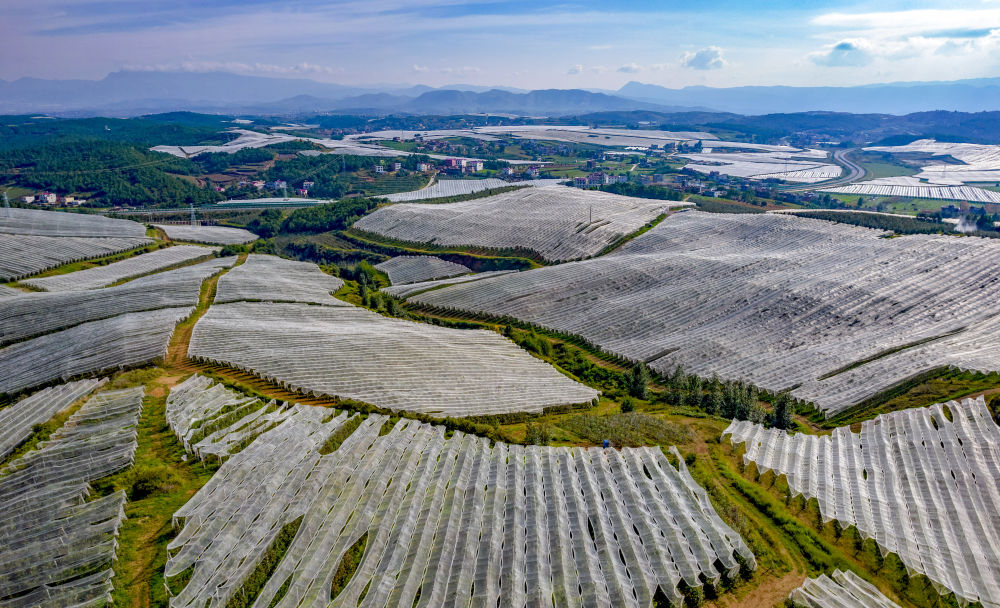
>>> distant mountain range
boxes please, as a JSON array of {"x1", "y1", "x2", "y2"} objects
[{"x1": 3, "y1": 70, "x2": 1000, "y2": 117}]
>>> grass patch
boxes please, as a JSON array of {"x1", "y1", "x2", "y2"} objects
[{"x1": 330, "y1": 532, "x2": 369, "y2": 601}]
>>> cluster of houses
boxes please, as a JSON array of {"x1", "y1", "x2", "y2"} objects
[
  {"x1": 20, "y1": 193, "x2": 85, "y2": 207},
  {"x1": 572, "y1": 173, "x2": 629, "y2": 188}
]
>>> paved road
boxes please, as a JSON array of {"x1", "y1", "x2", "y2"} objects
[{"x1": 781, "y1": 148, "x2": 865, "y2": 192}]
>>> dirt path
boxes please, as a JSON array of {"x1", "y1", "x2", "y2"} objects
[
  {"x1": 165, "y1": 253, "x2": 244, "y2": 367},
  {"x1": 710, "y1": 571, "x2": 804, "y2": 608}
]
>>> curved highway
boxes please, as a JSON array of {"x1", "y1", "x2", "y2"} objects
[{"x1": 781, "y1": 148, "x2": 865, "y2": 192}]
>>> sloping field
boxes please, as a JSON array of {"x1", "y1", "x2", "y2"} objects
[
  {"x1": 154, "y1": 223, "x2": 258, "y2": 245},
  {"x1": 384, "y1": 178, "x2": 562, "y2": 202},
  {"x1": 166, "y1": 403, "x2": 753, "y2": 608},
  {"x1": 822, "y1": 176, "x2": 1000, "y2": 202},
  {"x1": 789, "y1": 570, "x2": 901, "y2": 608},
  {"x1": 375, "y1": 255, "x2": 471, "y2": 285},
  {"x1": 0, "y1": 378, "x2": 106, "y2": 459},
  {"x1": 2, "y1": 257, "x2": 232, "y2": 345},
  {"x1": 22, "y1": 245, "x2": 217, "y2": 291},
  {"x1": 188, "y1": 301, "x2": 598, "y2": 416},
  {"x1": 0, "y1": 207, "x2": 147, "y2": 238},
  {"x1": 380, "y1": 269, "x2": 516, "y2": 298},
  {"x1": 213, "y1": 254, "x2": 347, "y2": 305},
  {"x1": 0, "y1": 307, "x2": 190, "y2": 396},
  {"x1": 725, "y1": 398, "x2": 1000, "y2": 608},
  {"x1": 407, "y1": 211, "x2": 1000, "y2": 415},
  {"x1": 865, "y1": 139, "x2": 1000, "y2": 184},
  {"x1": 0, "y1": 286, "x2": 23, "y2": 298},
  {"x1": 680, "y1": 151, "x2": 841, "y2": 183},
  {"x1": 0, "y1": 235, "x2": 152, "y2": 281},
  {"x1": 0, "y1": 387, "x2": 143, "y2": 608},
  {"x1": 354, "y1": 185, "x2": 670, "y2": 262}
]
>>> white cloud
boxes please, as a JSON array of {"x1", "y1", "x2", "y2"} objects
[
  {"x1": 809, "y1": 39, "x2": 874, "y2": 67},
  {"x1": 567, "y1": 64, "x2": 583, "y2": 75},
  {"x1": 617, "y1": 62, "x2": 641, "y2": 74},
  {"x1": 412, "y1": 64, "x2": 429, "y2": 73},
  {"x1": 122, "y1": 60, "x2": 343, "y2": 76},
  {"x1": 812, "y1": 9, "x2": 1000, "y2": 34},
  {"x1": 680, "y1": 46, "x2": 726, "y2": 70}
]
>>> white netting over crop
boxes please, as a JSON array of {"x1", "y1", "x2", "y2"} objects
[
  {"x1": 166, "y1": 374, "x2": 316, "y2": 461},
  {"x1": 0, "y1": 207, "x2": 147, "y2": 238},
  {"x1": 725, "y1": 398, "x2": 1000, "y2": 608},
  {"x1": 166, "y1": 412, "x2": 753, "y2": 608},
  {"x1": 375, "y1": 255, "x2": 471, "y2": 285},
  {"x1": 0, "y1": 378, "x2": 106, "y2": 460},
  {"x1": 0, "y1": 307, "x2": 190, "y2": 396},
  {"x1": 865, "y1": 140, "x2": 1000, "y2": 185},
  {"x1": 384, "y1": 178, "x2": 562, "y2": 202},
  {"x1": 789, "y1": 570, "x2": 901, "y2": 608},
  {"x1": 823, "y1": 176, "x2": 1000, "y2": 203},
  {"x1": 1, "y1": 257, "x2": 232, "y2": 346},
  {"x1": 189, "y1": 301, "x2": 598, "y2": 416},
  {"x1": 409, "y1": 211, "x2": 1000, "y2": 415},
  {"x1": 354, "y1": 185, "x2": 670, "y2": 262},
  {"x1": 380, "y1": 270, "x2": 517, "y2": 299},
  {"x1": 0, "y1": 286, "x2": 24, "y2": 299},
  {"x1": 0, "y1": 387, "x2": 143, "y2": 608},
  {"x1": 679, "y1": 151, "x2": 841, "y2": 183},
  {"x1": 22, "y1": 245, "x2": 217, "y2": 291},
  {"x1": 154, "y1": 224, "x2": 258, "y2": 245},
  {"x1": 214, "y1": 254, "x2": 347, "y2": 306},
  {"x1": 0, "y1": 235, "x2": 152, "y2": 281}
]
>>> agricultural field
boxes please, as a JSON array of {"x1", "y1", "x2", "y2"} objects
[
  {"x1": 384, "y1": 178, "x2": 562, "y2": 202},
  {"x1": 21, "y1": 244, "x2": 217, "y2": 291},
  {"x1": 790, "y1": 570, "x2": 903, "y2": 607},
  {"x1": 406, "y1": 210, "x2": 1000, "y2": 416},
  {"x1": 865, "y1": 139, "x2": 1000, "y2": 184},
  {"x1": 680, "y1": 149, "x2": 841, "y2": 183},
  {"x1": 153, "y1": 223, "x2": 259, "y2": 245},
  {"x1": 823, "y1": 176, "x2": 1000, "y2": 203},
  {"x1": 375, "y1": 255, "x2": 471, "y2": 285},
  {"x1": 354, "y1": 185, "x2": 672, "y2": 262}
]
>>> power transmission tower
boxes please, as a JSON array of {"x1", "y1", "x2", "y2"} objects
[
  {"x1": 189, "y1": 203, "x2": 196, "y2": 226},
  {"x1": 1, "y1": 191, "x2": 9, "y2": 219}
]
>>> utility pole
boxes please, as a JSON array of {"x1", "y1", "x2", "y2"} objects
[
  {"x1": 189, "y1": 203, "x2": 196, "y2": 226},
  {"x1": 1, "y1": 191, "x2": 9, "y2": 218}
]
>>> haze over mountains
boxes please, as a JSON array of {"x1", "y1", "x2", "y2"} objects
[{"x1": 3, "y1": 70, "x2": 1000, "y2": 117}]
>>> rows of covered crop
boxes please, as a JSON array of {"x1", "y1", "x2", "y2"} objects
[
  {"x1": 679, "y1": 151, "x2": 841, "y2": 183},
  {"x1": 0, "y1": 207, "x2": 148, "y2": 238},
  {"x1": 0, "y1": 234, "x2": 152, "y2": 281},
  {"x1": 0, "y1": 307, "x2": 191, "y2": 396},
  {"x1": 0, "y1": 387, "x2": 143, "y2": 608},
  {"x1": 188, "y1": 301, "x2": 598, "y2": 416},
  {"x1": 407, "y1": 211, "x2": 1000, "y2": 415},
  {"x1": 154, "y1": 223, "x2": 258, "y2": 245},
  {"x1": 824, "y1": 180, "x2": 1000, "y2": 203},
  {"x1": 0, "y1": 286, "x2": 23, "y2": 298},
  {"x1": 0, "y1": 378, "x2": 105, "y2": 460},
  {"x1": 213, "y1": 254, "x2": 347, "y2": 306},
  {"x1": 354, "y1": 185, "x2": 670, "y2": 262},
  {"x1": 725, "y1": 398, "x2": 1000, "y2": 608},
  {"x1": 22, "y1": 244, "x2": 216, "y2": 291},
  {"x1": 865, "y1": 140, "x2": 1000, "y2": 184},
  {"x1": 789, "y1": 570, "x2": 901, "y2": 608},
  {"x1": 380, "y1": 269, "x2": 516, "y2": 298},
  {"x1": 166, "y1": 405, "x2": 753, "y2": 608},
  {"x1": 2, "y1": 258, "x2": 232, "y2": 346},
  {"x1": 385, "y1": 178, "x2": 561, "y2": 202},
  {"x1": 374, "y1": 255, "x2": 471, "y2": 285},
  {"x1": 165, "y1": 374, "x2": 316, "y2": 461}
]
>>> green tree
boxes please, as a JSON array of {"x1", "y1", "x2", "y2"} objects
[{"x1": 628, "y1": 363, "x2": 650, "y2": 399}]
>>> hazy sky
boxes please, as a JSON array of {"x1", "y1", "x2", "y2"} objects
[{"x1": 3, "y1": 0, "x2": 1000, "y2": 89}]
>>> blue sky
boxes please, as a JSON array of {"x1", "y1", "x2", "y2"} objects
[{"x1": 2, "y1": 0, "x2": 1000, "y2": 88}]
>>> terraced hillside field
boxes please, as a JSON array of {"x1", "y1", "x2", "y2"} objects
[
  {"x1": 406, "y1": 211, "x2": 1000, "y2": 415},
  {"x1": 153, "y1": 223, "x2": 259, "y2": 245},
  {"x1": 375, "y1": 255, "x2": 471, "y2": 285},
  {"x1": 353, "y1": 185, "x2": 671, "y2": 262},
  {"x1": 164, "y1": 378, "x2": 754, "y2": 608}
]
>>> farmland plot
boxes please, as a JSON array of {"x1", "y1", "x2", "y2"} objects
[
  {"x1": 354, "y1": 185, "x2": 670, "y2": 262},
  {"x1": 0, "y1": 387, "x2": 143, "y2": 608},
  {"x1": 380, "y1": 269, "x2": 517, "y2": 298},
  {"x1": 0, "y1": 207, "x2": 147, "y2": 238},
  {"x1": 865, "y1": 139, "x2": 1000, "y2": 184},
  {"x1": 679, "y1": 151, "x2": 841, "y2": 183},
  {"x1": 726, "y1": 398, "x2": 1000, "y2": 608},
  {"x1": 154, "y1": 223, "x2": 258, "y2": 245},
  {"x1": 2, "y1": 257, "x2": 232, "y2": 345},
  {"x1": 0, "y1": 307, "x2": 190, "y2": 396},
  {"x1": 0, "y1": 235, "x2": 152, "y2": 281},
  {"x1": 188, "y1": 301, "x2": 598, "y2": 416},
  {"x1": 407, "y1": 211, "x2": 1000, "y2": 415},
  {"x1": 822, "y1": 175, "x2": 1000, "y2": 202},
  {"x1": 166, "y1": 374, "x2": 317, "y2": 461},
  {"x1": 384, "y1": 178, "x2": 562, "y2": 202},
  {"x1": 22, "y1": 245, "x2": 217, "y2": 291},
  {"x1": 0, "y1": 286, "x2": 23, "y2": 299},
  {"x1": 0, "y1": 378, "x2": 105, "y2": 460},
  {"x1": 166, "y1": 408, "x2": 753, "y2": 608},
  {"x1": 213, "y1": 254, "x2": 347, "y2": 306},
  {"x1": 375, "y1": 255, "x2": 471, "y2": 285},
  {"x1": 789, "y1": 570, "x2": 901, "y2": 608}
]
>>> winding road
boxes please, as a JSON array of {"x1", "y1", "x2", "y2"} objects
[{"x1": 781, "y1": 148, "x2": 865, "y2": 192}]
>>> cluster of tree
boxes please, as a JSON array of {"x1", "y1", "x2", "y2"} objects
[
  {"x1": 195, "y1": 147, "x2": 274, "y2": 173},
  {"x1": 598, "y1": 182, "x2": 684, "y2": 201},
  {"x1": 794, "y1": 210, "x2": 949, "y2": 234},
  {"x1": 0, "y1": 113, "x2": 234, "y2": 150},
  {"x1": 246, "y1": 209, "x2": 283, "y2": 238},
  {"x1": 280, "y1": 198, "x2": 380, "y2": 233},
  {"x1": 0, "y1": 140, "x2": 222, "y2": 207},
  {"x1": 695, "y1": 199, "x2": 766, "y2": 214},
  {"x1": 259, "y1": 154, "x2": 429, "y2": 199}
]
